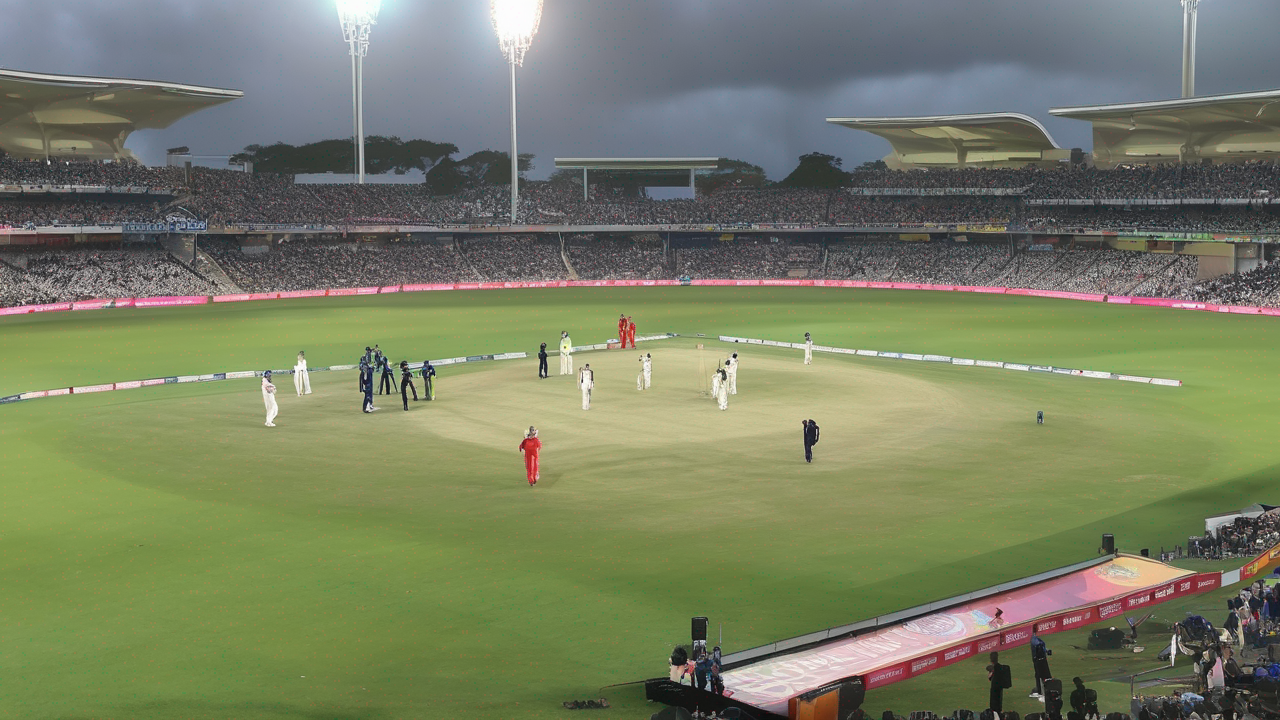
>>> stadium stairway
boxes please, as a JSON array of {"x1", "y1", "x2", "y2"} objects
[{"x1": 558, "y1": 232, "x2": 579, "y2": 280}]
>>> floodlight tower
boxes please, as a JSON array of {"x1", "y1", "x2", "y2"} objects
[
  {"x1": 1181, "y1": 0, "x2": 1199, "y2": 98},
  {"x1": 337, "y1": 0, "x2": 381, "y2": 183},
  {"x1": 491, "y1": 0, "x2": 543, "y2": 224}
]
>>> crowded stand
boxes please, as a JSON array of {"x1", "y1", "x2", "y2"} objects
[
  {"x1": 202, "y1": 238, "x2": 478, "y2": 292},
  {"x1": 0, "y1": 157, "x2": 183, "y2": 189},
  {"x1": 567, "y1": 236, "x2": 667, "y2": 280},
  {"x1": 0, "y1": 198, "x2": 169, "y2": 226},
  {"x1": 459, "y1": 235, "x2": 567, "y2": 281},
  {"x1": 11, "y1": 234, "x2": 1280, "y2": 311},
  {"x1": 0, "y1": 247, "x2": 218, "y2": 306}
]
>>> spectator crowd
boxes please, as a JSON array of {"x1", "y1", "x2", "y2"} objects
[
  {"x1": 4, "y1": 161, "x2": 1280, "y2": 234},
  {"x1": 9, "y1": 235, "x2": 1280, "y2": 309}
]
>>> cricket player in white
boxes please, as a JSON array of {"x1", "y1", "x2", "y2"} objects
[
  {"x1": 262, "y1": 371, "x2": 279, "y2": 427},
  {"x1": 293, "y1": 351, "x2": 312, "y2": 396},
  {"x1": 710, "y1": 361, "x2": 722, "y2": 400},
  {"x1": 726, "y1": 352, "x2": 738, "y2": 395},
  {"x1": 559, "y1": 331, "x2": 573, "y2": 375},
  {"x1": 803, "y1": 332, "x2": 813, "y2": 365},
  {"x1": 578, "y1": 363, "x2": 594, "y2": 410},
  {"x1": 637, "y1": 353, "x2": 652, "y2": 391},
  {"x1": 715, "y1": 368, "x2": 729, "y2": 410}
]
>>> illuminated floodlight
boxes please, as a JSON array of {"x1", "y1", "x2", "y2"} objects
[
  {"x1": 492, "y1": 0, "x2": 544, "y2": 223},
  {"x1": 336, "y1": 0, "x2": 382, "y2": 183}
]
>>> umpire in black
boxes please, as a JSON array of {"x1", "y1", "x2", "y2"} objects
[
  {"x1": 538, "y1": 342, "x2": 549, "y2": 379},
  {"x1": 399, "y1": 361, "x2": 418, "y2": 410},
  {"x1": 802, "y1": 419, "x2": 820, "y2": 463}
]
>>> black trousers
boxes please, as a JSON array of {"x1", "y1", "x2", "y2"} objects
[
  {"x1": 538, "y1": 356, "x2": 548, "y2": 378},
  {"x1": 804, "y1": 442, "x2": 814, "y2": 462},
  {"x1": 423, "y1": 375, "x2": 434, "y2": 400},
  {"x1": 379, "y1": 371, "x2": 393, "y2": 395},
  {"x1": 401, "y1": 378, "x2": 418, "y2": 409},
  {"x1": 990, "y1": 687, "x2": 1003, "y2": 713}
]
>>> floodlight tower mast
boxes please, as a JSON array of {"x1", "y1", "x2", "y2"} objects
[
  {"x1": 337, "y1": 0, "x2": 381, "y2": 183},
  {"x1": 1181, "y1": 0, "x2": 1199, "y2": 98},
  {"x1": 492, "y1": 0, "x2": 544, "y2": 224}
]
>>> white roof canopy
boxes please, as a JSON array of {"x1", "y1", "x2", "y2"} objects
[
  {"x1": 0, "y1": 68, "x2": 242, "y2": 161},
  {"x1": 1051, "y1": 89, "x2": 1280, "y2": 167},
  {"x1": 826, "y1": 113, "x2": 1066, "y2": 169}
]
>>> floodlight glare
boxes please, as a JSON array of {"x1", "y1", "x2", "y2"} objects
[
  {"x1": 491, "y1": 0, "x2": 543, "y2": 67},
  {"x1": 492, "y1": 0, "x2": 543, "y2": 224},
  {"x1": 336, "y1": 0, "x2": 382, "y2": 183}
]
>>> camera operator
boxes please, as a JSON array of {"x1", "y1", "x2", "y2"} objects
[{"x1": 1030, "y1": 628, "x2": 1053, "y2": 698}]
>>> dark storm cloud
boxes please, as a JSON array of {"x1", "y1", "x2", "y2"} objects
[{"x1": 7, "y1": 0, "x2": 1280, "y2": 178}]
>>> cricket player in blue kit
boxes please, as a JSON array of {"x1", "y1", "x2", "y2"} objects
[{"x1": 360, "y1": 356, "x2": 378, "y2": 412}]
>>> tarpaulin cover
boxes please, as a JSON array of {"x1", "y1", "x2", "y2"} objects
[{"x1": 720, "y1": 555, "x2": 1193, "y2": 715}]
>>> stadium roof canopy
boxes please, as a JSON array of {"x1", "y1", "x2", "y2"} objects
[
  {"x1": 825, "y1": 113, "x2": 1068, "y2": 169},
  {"x1": 0, "y1": 68, "x2": 243, "y2": 162},
  {"x1": 1050, "y1": 89, "x2": 1280, "y2": 168}
]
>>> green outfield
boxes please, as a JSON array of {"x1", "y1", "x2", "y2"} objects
[{"x1": 1, "y1": 287, "x2": 1279, "y2": 720}]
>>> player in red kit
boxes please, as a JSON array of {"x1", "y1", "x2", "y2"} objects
[
  {"x1": 518, "y1": 426, "x2": 541, "y2": 486},
  {"x1": 617, "y1": 314, "x2": 627, "y2": 348},
  {"x1": 627, "y1": 318, "x2": 637, "y2": 349}
]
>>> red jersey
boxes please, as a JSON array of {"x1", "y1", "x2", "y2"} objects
[
  {"x1": 519, "y1": 437, "x2": 542, "y2": 457},
  {"x1": 618, "y1": 317, "x2": 627, "y2": 336}
]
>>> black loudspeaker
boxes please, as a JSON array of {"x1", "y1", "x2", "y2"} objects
[
  {"x1": 1141, "y1": 548, "x2": 1150, "y2": 558},
  {"x1": 839, "y1": 677, "x2": 866, "y2": 715},
  {"x1": 692, "y1": 617, "x2": 708, "y2": 643},
  {"x1": 1070, "y1": 148, "x2": 1084, "y2": 165},
  {"x1": 1102, "y1": 534, "x2": 1115, "y2": 554}
]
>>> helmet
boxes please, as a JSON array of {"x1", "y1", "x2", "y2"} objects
[{"x1": 263, "y1": 370, "x2": 272, "y2": 377}]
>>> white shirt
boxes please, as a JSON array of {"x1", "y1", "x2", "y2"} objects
[
  {"x1": 579, "y1": 368, "x2": 594, "y2": 389},
  {"x1": 262, "y1": 377, "x2": 276, "y2": 401},
  {"x1": 642, "y1": 357, "x2": 652, "y2": 373},
  {"x1": 295, "y1": 357, "x2": 308, "y2": 371},
  {"x1": 727, "y1": 357, "x2": 737, "y2": 373},
  {"x1": 560, "y1": 336, "x2": 573, "y2": 354}
]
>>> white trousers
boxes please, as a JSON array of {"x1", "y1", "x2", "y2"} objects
[
  {"x1": 560, "y1": 353, "x2": 572, "y2": 375},
  {"x1": 727, "y1": 371, "x2": 737, "y2": 395},
  {"x1": 643, "y1": 368, "x2": 651, "y2": 389},
  {"x1": 717, "y1": 391, "x2": 728, "y2": 411},
  {"x1": 637, "y1": 372, "x2": 644, "y2": 391},
  {"x1": 264, "y1": 396, "x2": 279, "y2": 424},
  {"x1": 581, "y1": 386, "x2": 592, "y2": 410},
  {"x1": 293, "y1": 368, "x2": 311, "y2": 395},
  {"x1": 804, "y1": 345, "x2": 812, "y2": 364},
  {"x1": 711, "y1": 376, "x2": 721, "y2": 399}
]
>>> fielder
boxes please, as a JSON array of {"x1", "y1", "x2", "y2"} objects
[
  {"x1": 710, "y1": 361, "x2": 723, "y2": 400},
  {"x1": 262, "y1": 370, "x2": 279, "y2": 427},
  {"x1": 715, "y1": 368, "x2": 729, "y2": 411},
  {"x1": 726, "y1": 352, "x2": 739, "y2": 395},
  {"x1": 578, "y1": 363, "x2": 594, "y2": 410},
  {"x1": 617, "y1": 314, "x2": 627, "y2": 348},
  {"x1": 626, "y1": 317, "x2": 637, "y2": 349},
  {"x1": 399, "y1": 361, "x2": 418, "y2": 410},
  {"x1": 360, "y1": 356, "x2": 378, "y2": 413},
  {"x1": 803, "y1": 332, "x2": 813, "y2": 365},
  {"x1": 559, "y1": 331, "x2": 573, "y2": 375},
  {"x1": 293, "y1": 351, "x2": 312, "y2": 396},
  {"x1": 421, "y1": 360, "x2": 437, "y2": 401},
  {"x1": 518, "y1": 426, "x2": 541, "y2": 486},
  {"x1": 637, "y1": 353, "x2": 652, "y2": 391}
]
